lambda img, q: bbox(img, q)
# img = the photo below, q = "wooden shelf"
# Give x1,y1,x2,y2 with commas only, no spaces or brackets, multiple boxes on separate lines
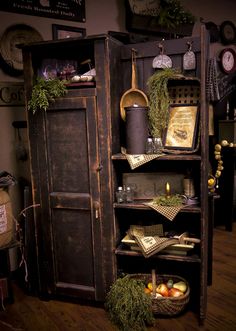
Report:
115,245,201,263
114,201,201,213
65,81,95,88
112,153,201,161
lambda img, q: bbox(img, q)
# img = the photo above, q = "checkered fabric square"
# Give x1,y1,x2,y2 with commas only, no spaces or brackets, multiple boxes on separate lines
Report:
125,153,164,170
128,224,164,238
144,202,183,221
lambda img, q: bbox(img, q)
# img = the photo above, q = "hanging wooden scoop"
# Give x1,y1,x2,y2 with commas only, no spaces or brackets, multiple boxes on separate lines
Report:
120,48,149,121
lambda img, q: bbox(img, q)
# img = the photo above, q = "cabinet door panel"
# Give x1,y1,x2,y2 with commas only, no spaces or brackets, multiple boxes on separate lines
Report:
46,108,89,192
52,208,94,286
32,95,103,300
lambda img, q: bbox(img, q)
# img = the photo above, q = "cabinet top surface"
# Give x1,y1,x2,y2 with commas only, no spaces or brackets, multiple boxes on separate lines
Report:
20,34,121,51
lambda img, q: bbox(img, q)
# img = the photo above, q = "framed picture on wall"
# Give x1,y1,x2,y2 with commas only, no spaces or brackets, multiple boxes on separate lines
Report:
52,24,86,40
163,104,199,151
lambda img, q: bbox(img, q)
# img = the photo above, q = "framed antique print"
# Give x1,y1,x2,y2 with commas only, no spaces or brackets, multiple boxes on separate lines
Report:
52,24,86,40
163,104,199,151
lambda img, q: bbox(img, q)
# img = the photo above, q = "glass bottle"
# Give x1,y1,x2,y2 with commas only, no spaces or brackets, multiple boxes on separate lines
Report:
125,186,134,203
145,137,154,154
153,137,163,153
116,186,124,203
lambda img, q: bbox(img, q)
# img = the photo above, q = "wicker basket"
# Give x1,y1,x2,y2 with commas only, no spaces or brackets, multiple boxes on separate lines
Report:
129,272,190,316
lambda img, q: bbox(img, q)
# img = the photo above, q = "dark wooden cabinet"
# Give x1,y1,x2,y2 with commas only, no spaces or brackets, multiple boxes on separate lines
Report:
22,27,210,323
22,36,123,301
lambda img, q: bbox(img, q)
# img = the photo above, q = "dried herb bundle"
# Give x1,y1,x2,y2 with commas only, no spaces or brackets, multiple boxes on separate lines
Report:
28,77,68,114
105,276,155,331
147,68,180,138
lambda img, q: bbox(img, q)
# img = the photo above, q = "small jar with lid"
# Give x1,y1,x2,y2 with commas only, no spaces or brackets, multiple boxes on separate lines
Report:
145,137,154,154
116,186,125,203
153,137,163,153
125,186,134,203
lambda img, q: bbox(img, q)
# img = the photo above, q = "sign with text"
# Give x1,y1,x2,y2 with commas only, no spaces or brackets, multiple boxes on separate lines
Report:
0,1,85,22
0,82,25,106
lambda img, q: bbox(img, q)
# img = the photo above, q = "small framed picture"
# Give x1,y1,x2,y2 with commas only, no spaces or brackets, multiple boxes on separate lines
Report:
163,104,199,151
52,24,86,40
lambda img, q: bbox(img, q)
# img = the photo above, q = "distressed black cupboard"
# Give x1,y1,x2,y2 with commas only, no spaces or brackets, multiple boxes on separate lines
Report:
22,36,123,301
22,27,210,323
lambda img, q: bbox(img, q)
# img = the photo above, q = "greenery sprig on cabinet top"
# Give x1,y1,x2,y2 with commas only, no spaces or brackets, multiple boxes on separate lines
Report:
105,275,155,331
147,68,181,138
158,0,195,29
28,77,68,114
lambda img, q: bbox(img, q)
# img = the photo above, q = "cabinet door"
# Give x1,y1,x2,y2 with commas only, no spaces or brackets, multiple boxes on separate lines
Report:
30,94,103,300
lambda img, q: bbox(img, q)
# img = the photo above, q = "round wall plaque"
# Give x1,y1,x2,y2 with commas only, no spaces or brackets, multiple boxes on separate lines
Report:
0,24,43,73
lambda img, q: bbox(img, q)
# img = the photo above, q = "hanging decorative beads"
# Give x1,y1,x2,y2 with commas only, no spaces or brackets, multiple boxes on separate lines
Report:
208,139,236,192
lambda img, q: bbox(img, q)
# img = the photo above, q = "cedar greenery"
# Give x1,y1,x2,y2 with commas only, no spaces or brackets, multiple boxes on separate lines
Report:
105,275,155,331
28,77,68,114
147,68,181,138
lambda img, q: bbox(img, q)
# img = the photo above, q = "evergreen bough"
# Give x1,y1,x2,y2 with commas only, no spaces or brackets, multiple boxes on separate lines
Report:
28,77,68,114
105,275,155,331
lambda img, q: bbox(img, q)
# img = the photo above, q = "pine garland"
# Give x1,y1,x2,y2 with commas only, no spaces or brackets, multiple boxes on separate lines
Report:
28,77,68,114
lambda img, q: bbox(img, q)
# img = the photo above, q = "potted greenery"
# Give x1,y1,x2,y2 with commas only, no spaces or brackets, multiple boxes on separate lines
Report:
157,0,195,30
28,76,68,114
105,275,155,331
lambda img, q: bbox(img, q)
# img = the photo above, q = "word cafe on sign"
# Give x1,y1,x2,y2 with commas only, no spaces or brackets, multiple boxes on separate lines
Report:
0,82,25,106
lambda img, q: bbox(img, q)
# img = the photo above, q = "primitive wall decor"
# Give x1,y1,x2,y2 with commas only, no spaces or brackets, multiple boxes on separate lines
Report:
0,24,43,75
163,104,199,151
0,1,86,23
52,24,86,40
0,82,25,106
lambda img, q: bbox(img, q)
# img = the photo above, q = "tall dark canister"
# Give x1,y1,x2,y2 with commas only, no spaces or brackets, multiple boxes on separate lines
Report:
125,105,149,154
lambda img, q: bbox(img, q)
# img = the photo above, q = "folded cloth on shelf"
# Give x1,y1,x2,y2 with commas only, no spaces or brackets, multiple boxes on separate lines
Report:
144,201,184,221
133,234,179,258
127,223,180,258
128,224,164,238
121,147,164,170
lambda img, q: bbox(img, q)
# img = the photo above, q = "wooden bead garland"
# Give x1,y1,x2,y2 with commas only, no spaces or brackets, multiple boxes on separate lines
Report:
209,140,236,191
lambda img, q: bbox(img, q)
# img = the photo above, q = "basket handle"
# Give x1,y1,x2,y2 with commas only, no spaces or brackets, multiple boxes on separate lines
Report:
151,269,156,297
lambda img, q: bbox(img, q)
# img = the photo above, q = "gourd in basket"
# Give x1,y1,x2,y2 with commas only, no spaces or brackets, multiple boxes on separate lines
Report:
130,271,190,316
